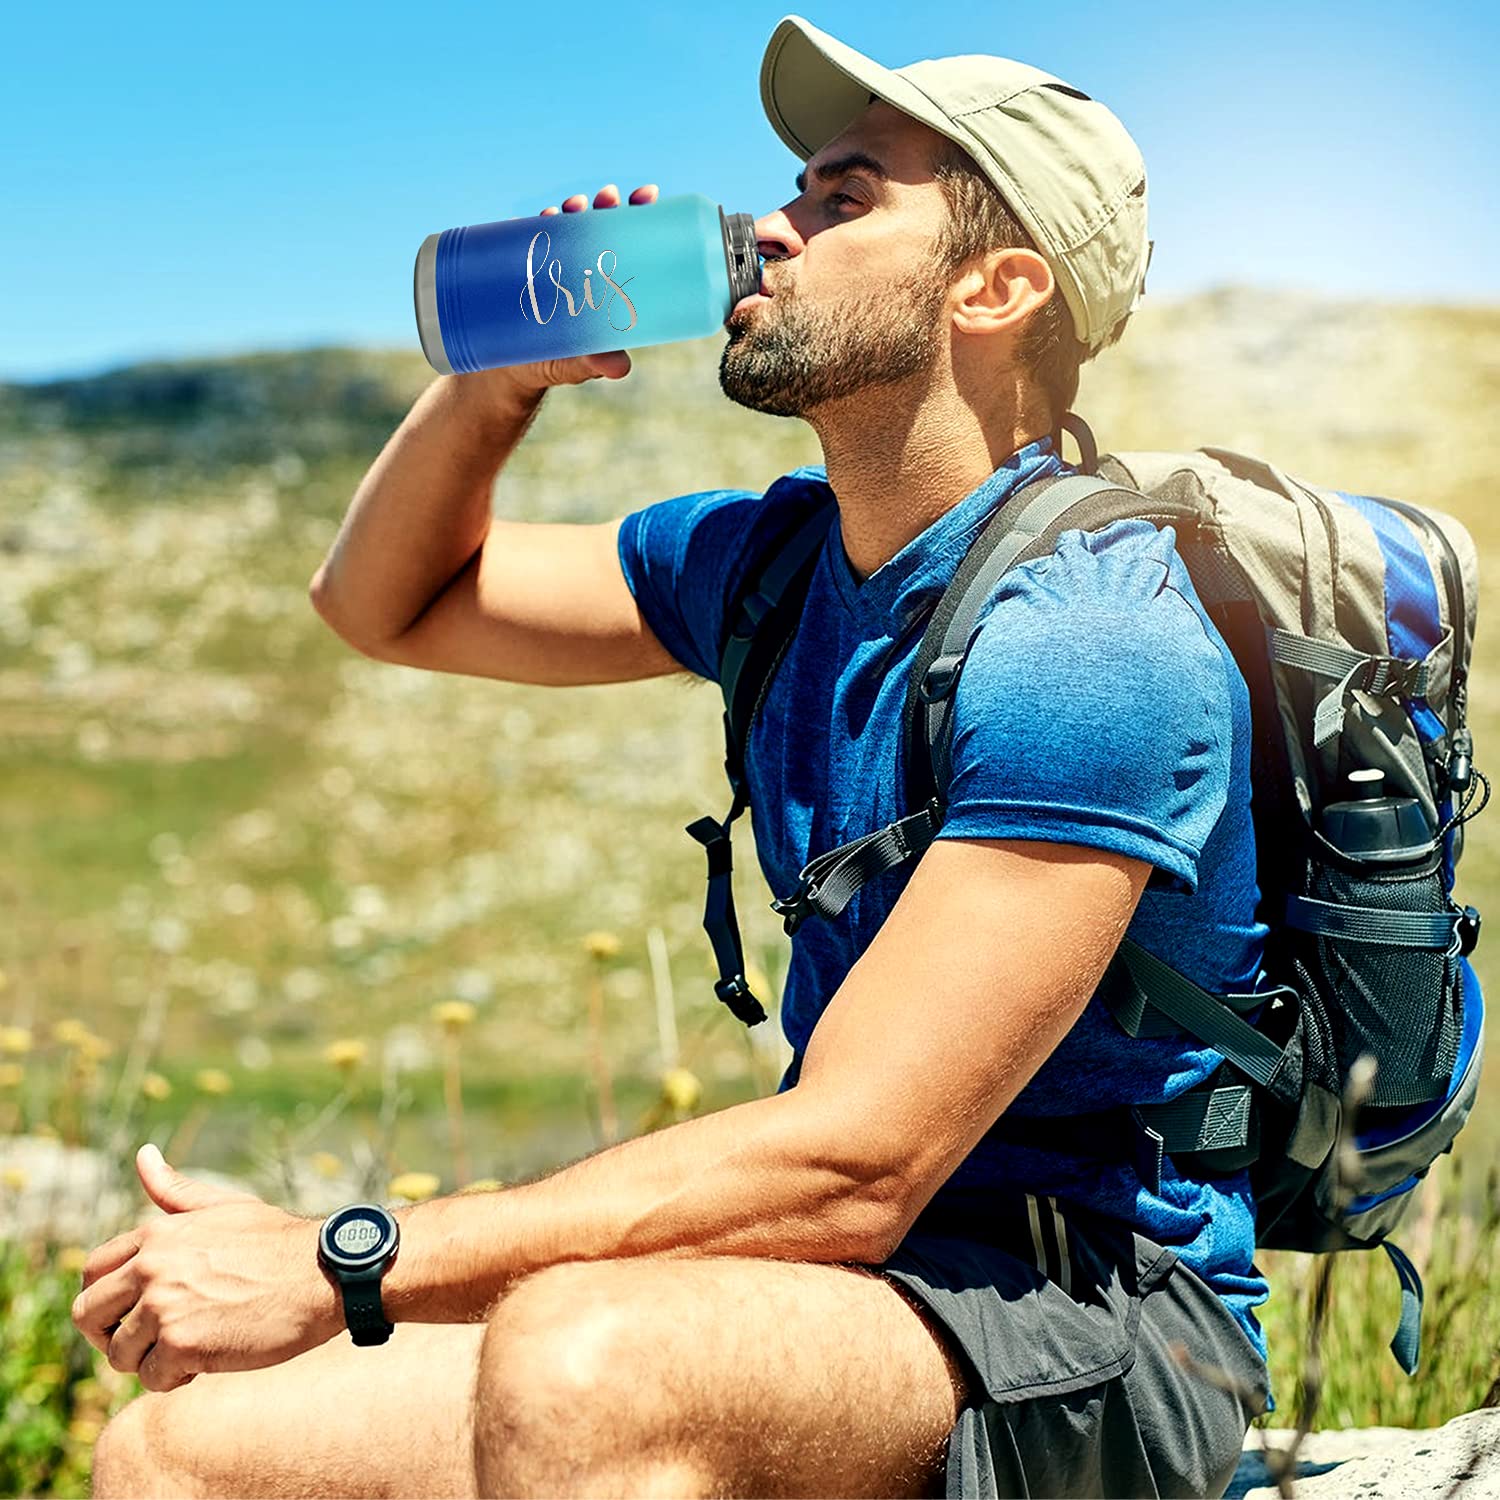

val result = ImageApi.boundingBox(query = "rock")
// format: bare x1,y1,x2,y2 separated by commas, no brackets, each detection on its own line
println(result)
0,1134,261,1245
1227,1408,1500,1499
0,1136,133,1245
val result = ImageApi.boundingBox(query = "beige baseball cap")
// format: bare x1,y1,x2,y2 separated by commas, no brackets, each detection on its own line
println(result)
759,14,1153,354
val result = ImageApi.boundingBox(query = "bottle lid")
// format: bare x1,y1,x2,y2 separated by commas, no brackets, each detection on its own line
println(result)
1320,769,1435,863
719,208,761,305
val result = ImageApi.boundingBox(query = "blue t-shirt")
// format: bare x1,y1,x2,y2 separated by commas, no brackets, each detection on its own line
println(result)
616,432,1272,1359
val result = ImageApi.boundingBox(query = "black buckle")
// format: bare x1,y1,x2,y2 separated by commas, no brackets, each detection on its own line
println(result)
713,972,767,1026
769,880,816,935
918,653,964,704
1360,655,1423,698
730,590,774,640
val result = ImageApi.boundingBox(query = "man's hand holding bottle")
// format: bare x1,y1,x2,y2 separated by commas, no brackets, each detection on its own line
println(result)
450,182,660,421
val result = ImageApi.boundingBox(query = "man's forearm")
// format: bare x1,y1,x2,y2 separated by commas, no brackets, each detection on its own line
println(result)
380,1086,900,1323
308,373,545,647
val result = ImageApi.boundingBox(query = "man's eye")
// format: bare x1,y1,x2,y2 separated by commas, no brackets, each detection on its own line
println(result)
828,192,859,208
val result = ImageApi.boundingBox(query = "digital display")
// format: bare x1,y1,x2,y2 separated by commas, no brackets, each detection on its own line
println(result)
333,1218,384,1256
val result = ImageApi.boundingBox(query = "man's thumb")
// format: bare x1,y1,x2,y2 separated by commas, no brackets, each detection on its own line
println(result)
136,1143,248,1213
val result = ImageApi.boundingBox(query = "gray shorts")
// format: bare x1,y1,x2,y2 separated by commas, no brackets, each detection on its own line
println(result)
861,1189,1271,1500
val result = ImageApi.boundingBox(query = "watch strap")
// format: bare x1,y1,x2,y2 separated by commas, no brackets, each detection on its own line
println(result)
338,1273,394,1346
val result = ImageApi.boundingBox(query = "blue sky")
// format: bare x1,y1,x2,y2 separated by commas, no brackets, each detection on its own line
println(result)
4,0,1495,383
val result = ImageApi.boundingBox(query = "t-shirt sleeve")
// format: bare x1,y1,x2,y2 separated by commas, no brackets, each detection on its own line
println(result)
935,519,1233,895
615,486,767,682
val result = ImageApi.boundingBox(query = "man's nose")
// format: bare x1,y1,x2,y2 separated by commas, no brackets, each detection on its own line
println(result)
754,206,804,261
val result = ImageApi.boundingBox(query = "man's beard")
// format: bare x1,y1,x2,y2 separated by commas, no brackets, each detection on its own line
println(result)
718,261,950,417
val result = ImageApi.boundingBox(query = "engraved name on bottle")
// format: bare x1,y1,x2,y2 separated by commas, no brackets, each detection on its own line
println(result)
520,230,638,332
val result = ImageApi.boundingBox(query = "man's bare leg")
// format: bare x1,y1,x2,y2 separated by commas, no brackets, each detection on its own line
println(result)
90,1252,970,1499
473,1255,971,1499
91,1320,489,1499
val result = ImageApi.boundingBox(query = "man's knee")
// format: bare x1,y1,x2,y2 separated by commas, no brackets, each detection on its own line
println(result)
93,1387,213,1500
92,1397,160,1499
476,1262,646,1427
472,1262,706,1497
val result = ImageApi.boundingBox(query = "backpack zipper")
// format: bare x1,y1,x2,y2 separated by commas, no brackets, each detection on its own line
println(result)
1359,493,1468,730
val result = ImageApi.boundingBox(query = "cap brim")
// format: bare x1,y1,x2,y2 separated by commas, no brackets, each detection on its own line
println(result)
761,14,968,165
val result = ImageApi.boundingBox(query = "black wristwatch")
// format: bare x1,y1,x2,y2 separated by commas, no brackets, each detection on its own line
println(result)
317,1203,401,1346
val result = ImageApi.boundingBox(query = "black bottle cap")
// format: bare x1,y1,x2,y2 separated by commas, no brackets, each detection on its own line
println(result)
719,207,761,306
1319,769,1435,863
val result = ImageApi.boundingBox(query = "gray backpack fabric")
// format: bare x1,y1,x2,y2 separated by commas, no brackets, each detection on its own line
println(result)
685,414,1488,1374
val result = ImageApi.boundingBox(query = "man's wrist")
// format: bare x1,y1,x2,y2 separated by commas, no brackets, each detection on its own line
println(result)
377,1200,436,1323
312,1260,347,1341
305,1224,348,1344
439,370,547,442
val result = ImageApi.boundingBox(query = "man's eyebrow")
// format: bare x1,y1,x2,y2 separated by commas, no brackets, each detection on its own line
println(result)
794,151,891,195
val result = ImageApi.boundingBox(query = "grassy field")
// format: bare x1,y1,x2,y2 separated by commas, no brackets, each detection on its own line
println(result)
2,289,1498,1495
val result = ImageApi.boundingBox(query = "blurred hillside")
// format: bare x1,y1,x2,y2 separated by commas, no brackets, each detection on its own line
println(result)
1,289,1498,1459
5,285,1496,509
3,287,1499,1145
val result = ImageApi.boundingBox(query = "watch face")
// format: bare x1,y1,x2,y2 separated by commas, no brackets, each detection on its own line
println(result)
332,1218,383,1255
320,1204,398,1271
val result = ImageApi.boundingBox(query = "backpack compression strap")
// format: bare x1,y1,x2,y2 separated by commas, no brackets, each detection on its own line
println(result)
765,467,1309,1164
685,495,839,1024
766,471,1133,934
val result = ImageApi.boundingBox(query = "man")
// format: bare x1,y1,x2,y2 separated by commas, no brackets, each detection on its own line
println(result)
78,15,1271,1499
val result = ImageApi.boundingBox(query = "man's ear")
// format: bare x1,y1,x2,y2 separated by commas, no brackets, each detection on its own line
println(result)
951,247,1053,340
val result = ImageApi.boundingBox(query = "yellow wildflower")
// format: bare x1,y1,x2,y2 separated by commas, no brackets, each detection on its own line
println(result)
1,1167,27,1191
141,1072,172,1101
582,930,622,961
310,1151,342,1179
194,1068,233,1096
388,1171,440,1202
323,1038,367,1073
431,1000,475,1033
58,1246,89,1275
79,1033,114,1062
52,1018,91,1048
0,1064,22,1089
0,1026,31,1055
660,1066,702,1113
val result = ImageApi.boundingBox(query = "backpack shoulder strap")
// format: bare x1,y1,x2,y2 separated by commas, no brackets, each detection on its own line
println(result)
894,465,1313,1160
719,495,840,806
903,471,1172,812
683,490,838,1025
768,469,1165,935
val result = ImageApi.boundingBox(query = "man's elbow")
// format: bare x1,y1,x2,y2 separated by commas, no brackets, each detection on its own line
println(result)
857,1176,934,1263
307,576,394,659
828,1178,910,1265
787,1094,923,1264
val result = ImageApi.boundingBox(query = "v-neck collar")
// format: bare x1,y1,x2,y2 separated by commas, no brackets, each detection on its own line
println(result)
818,435,1068,620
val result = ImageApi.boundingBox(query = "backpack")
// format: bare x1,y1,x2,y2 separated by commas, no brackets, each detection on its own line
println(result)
682,413,1488,1375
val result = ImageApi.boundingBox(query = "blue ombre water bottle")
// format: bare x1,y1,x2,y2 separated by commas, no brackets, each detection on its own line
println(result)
414,192,761,375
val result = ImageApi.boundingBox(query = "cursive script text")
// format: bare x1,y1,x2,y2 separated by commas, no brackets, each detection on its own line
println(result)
519,230,638,333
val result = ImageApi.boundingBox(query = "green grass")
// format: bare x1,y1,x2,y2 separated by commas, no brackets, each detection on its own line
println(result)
3,295,1500,1494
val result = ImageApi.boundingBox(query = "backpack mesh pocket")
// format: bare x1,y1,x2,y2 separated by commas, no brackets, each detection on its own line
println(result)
1295,847,1462,1108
